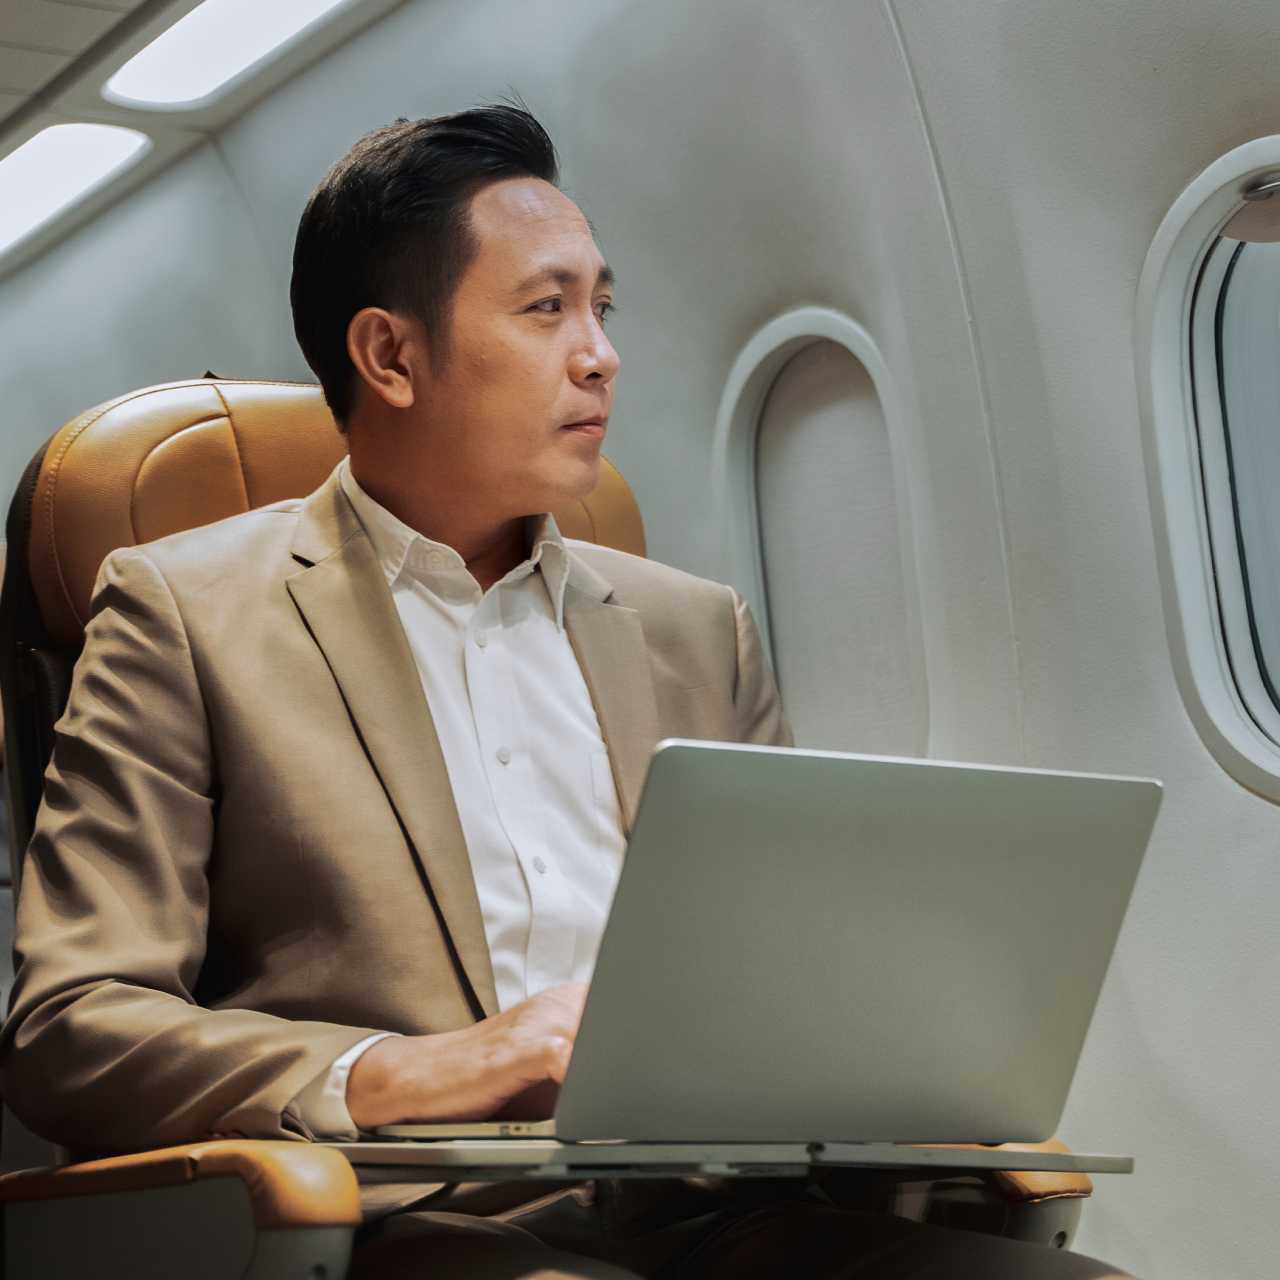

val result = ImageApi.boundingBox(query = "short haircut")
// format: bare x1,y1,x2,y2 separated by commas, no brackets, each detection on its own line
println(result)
290,104,560,428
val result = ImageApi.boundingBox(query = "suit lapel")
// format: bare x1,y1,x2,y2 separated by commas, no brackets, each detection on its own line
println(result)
563,557,661,835
286,475,499,1018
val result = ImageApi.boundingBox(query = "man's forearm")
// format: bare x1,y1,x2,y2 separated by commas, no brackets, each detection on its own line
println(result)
1,974,387,1151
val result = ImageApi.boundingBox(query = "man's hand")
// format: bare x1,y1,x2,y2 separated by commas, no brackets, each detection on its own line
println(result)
345,982,589,1131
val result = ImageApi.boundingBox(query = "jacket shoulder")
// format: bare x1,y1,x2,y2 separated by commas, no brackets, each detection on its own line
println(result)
113,500,307,597
565,540,735,612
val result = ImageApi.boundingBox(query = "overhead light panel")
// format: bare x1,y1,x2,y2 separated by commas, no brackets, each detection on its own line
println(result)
104,0,352,110
0,124,151,257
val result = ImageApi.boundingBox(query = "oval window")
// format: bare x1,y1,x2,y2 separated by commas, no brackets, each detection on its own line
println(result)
1138,136,1280,798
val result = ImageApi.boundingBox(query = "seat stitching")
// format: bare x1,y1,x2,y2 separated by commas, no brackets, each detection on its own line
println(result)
207,383,252,512
129,414,237,543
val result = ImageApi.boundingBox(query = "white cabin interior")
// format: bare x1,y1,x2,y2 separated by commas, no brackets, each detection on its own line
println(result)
1,3,1277,1277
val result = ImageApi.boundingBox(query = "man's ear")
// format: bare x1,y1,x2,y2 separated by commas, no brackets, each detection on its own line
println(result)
346,307,421,411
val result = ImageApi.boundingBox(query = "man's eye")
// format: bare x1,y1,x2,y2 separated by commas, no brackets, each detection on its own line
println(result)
527,297,614,323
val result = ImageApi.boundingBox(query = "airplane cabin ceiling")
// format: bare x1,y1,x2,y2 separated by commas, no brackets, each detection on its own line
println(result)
0,0,162,134
0,0,405,278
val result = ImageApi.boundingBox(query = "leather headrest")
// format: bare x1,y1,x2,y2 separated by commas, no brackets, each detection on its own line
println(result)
28,379,645,651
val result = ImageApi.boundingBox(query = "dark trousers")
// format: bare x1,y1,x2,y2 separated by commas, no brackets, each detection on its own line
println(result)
348,1177,1136,1279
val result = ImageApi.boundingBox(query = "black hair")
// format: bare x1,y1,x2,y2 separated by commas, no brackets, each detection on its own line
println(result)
290,103,560,427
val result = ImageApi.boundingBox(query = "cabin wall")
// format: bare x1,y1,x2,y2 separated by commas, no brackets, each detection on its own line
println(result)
0,2,1275,1277
894,5,1280,1276
0,140,293,487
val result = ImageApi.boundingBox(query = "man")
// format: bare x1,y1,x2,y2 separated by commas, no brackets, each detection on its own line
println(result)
0,106,1134,1278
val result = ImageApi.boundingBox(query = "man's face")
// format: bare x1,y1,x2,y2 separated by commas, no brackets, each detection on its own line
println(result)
411,176,619,518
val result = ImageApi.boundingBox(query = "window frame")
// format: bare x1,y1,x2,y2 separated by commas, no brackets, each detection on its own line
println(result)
1137,136,1280,800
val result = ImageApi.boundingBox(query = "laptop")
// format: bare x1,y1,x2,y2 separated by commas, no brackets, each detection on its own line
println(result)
376,739,1160,1145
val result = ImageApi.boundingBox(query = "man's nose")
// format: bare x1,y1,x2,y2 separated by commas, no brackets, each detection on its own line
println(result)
570,322,620,386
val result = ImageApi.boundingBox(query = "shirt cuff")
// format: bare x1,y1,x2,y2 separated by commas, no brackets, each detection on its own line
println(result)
290,1031,401,1139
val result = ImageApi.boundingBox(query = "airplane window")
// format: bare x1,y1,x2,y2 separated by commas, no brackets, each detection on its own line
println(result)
1204,238,1280,740
1138,141,1280,798
755,340,927,755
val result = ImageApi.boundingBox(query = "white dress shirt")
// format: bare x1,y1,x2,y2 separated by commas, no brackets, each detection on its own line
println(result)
293,458,628,1137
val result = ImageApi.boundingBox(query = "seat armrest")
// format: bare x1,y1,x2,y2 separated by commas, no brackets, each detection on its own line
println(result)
916,1138,1093,1203
0,1139,360,1228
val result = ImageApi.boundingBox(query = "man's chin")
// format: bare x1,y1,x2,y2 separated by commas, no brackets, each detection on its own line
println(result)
544,453,603,509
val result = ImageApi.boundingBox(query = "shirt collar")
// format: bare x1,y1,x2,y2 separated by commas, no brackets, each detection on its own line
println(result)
335,456,571,627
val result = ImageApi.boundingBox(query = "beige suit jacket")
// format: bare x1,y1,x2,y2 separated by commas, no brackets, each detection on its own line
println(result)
0,470,791,1154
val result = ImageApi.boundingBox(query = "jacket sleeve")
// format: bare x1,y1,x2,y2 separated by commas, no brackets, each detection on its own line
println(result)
729,588,794,748
0,547,382,1154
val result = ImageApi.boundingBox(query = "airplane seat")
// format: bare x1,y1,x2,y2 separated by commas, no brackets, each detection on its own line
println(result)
0,379,1087,1276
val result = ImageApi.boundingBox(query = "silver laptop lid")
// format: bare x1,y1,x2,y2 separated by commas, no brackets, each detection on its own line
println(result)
554,740,1161,1144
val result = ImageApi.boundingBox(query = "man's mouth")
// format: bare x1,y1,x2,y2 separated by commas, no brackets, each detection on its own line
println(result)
561,419,606,438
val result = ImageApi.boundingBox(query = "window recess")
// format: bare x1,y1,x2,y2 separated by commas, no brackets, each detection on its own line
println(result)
1138,138,1280,799
711,308,927,756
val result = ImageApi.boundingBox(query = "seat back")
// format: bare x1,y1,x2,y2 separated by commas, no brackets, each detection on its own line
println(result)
0,378,645,887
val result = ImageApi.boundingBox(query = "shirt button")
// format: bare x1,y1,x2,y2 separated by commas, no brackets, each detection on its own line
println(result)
475,630,488,649
496,746,512,765
532,856,548,875
428,550,447,568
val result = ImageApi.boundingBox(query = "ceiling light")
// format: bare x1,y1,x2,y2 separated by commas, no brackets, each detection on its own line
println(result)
0,124,151,257
104,0,353,110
